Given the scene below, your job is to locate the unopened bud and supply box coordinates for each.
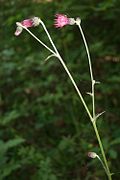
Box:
[88,152,97,159]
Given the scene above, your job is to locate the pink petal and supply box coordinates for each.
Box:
[21,19,33,28]
[54,14,69,28]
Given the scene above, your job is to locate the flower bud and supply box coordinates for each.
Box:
[14,17,41,36]
[88,152,97,159]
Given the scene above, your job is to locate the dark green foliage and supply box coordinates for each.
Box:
[0,0,120,179]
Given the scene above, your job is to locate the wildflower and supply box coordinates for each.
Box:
[88,152,97,159]
[54,14,75,28]
[14,17,41,36]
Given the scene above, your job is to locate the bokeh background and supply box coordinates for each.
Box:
[0,0,120,179]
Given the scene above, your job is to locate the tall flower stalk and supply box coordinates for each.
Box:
[15,15,112,179]
[75,19,112,180]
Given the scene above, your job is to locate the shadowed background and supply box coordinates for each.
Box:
[0,0,120,179]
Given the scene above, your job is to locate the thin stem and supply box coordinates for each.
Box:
[77,23,95,119]
[77,24,93,81]
[96,155,109,177]
[19,24,55,55]
[93,122,112,180]
[57,55,93,121]
[40,21,59,55]
[77,21,112,179]
[40,21,93,121]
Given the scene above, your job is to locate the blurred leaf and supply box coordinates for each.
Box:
[109,149,117,159]
[0,110,21,125]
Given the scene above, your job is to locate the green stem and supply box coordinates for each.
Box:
[19,24,55,55]
[96,155,109,177]
[40,21,93,121]
[77,21,112,179]
[93,122,112,180]
[77,23,95,119]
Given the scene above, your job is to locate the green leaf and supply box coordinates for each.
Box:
[0,138,25,155]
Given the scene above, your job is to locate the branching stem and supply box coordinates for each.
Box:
[21,20,112,180]
[40,21,93,121]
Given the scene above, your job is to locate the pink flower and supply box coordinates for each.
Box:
[21,19,33,28]
[54,14,75,28]
[14,17,41,36]
[54,14,69,28]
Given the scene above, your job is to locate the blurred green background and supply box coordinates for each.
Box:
[0,0,120,179]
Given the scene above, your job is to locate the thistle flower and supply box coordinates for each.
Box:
[14,17,41,36]
[54,14,75,28]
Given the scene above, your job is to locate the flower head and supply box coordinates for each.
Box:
[14,17,41,36]
[54,14,75,28]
